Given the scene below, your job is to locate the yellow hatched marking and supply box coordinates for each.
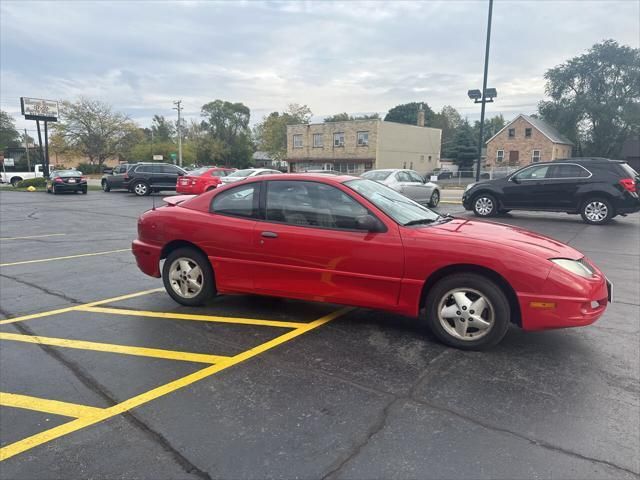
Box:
[0,392,104,419]
[0,288,163,325]
[81,306,307,329]
[0,233,66,241]
[0,248,130,267]
[0,332,229,365]
[0,306,352,461]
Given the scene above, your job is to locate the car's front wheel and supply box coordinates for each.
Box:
[102,180,111,192]
[580,198,614,225]
[429,190,440,208]
[162,247,216,306]
[133,181,150,196]
[472,193,498,217]
[423,273,510,350]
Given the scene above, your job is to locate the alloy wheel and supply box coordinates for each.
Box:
[584,201,608,223]
[474,197,493,216]
[168,257,204,299]
[430,191,440,207]
[437,288,495,341]
[134,183,148,196]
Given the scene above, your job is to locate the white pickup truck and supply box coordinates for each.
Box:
[0,164,50,186]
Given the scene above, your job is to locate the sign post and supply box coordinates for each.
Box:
[20,97,59,179]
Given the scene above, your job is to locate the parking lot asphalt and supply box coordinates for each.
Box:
[0,188,638,480]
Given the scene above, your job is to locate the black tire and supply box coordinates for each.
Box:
[472,193,498,217]
[422,273,510,350]
[52,185,58,195]
[10,177,22,187]
[162,247,216,306]
[206,186,216,192]
[580,197,614,225]
[82,188,87,194]
[133,181,151,196]
[429,190,440,208]
[102,180,111,192]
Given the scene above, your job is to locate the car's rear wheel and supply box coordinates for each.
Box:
[423,273,510,350]
[206,186,216,192]
[429,190,440,208]
[52,185,58,195]
[162,247,216,306]
[472,193,498,217]
[10,177,22,187]
[81,187,87,194]
[102,180,110,192]
[133,181,150,196]
[580,198,614,225]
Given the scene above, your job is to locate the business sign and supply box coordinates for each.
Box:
[153,155,163,161]
[20,97,59,122]
[3,158,15,167]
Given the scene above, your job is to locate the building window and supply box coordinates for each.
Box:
[333,132,345,147]
[532,150,541,162]
[357,131,369,146]
[508,128,515,138]
[293,134,303,148]
[313,133,323,148]
[525,128,532,138]
[496,150,504,163]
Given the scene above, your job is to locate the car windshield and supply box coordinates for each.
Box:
[361,171,392,181]
[59,170,82,177]
[345,179,441,225]
[227,169,254,177]
[187,167,210,176]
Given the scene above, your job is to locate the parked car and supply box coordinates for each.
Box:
[176,167,235,195]
[361,169,440,207]
[220,168,281,185]
[46,170,87,194]
[426,168,454,180]
[132,174,611,350]
[101,163,137,192]
[123,163,187,196]
[463,158,640,225]
[1,164,51,186]
[301,169,343,175]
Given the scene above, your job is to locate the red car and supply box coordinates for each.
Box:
[133,174,611,350]
[176,167,234,195]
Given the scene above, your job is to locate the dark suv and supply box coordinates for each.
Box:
[124,163,187,196]
[101,163,137,192]
[462,158,640,224]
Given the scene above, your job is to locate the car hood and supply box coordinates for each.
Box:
[427,218,583,259]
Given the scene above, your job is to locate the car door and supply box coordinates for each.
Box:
[405,170,432,204]
[250,180,404,309]
[501,164,551,209]
[110,165,127,188]
[538,164,592,209]
[160,165,182,189]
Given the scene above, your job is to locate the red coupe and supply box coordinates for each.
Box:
[176,167,235,195]
[133,174,611,350]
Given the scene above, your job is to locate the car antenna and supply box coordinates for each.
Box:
[152,194,156,211]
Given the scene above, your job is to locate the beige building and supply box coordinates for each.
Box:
[286,119,441,175]
[485,114,573,168]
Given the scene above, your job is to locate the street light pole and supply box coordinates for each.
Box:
[173,100,183,167]
[475,0,494,182]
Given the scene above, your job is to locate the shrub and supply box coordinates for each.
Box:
[76,163,103,174]
[17,177,47,188]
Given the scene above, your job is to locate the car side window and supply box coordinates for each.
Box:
[211,183,260,219]
[514,165,550,180]
[162,165,179,174]
[548,164,591,178]
[408,171,424,183]
[266,180,369,230]
[211,170,226,177]
[396,172,411,182]
[136,165,152,174]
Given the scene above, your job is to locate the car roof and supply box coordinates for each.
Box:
[236,173,358,184]
[552,157,624,164]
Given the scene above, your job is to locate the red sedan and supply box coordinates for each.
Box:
[176,167,234,195]
[133,174,611,350]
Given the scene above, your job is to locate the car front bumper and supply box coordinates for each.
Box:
[132,239,162,278]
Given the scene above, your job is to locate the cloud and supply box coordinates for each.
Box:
[1,0,638,131]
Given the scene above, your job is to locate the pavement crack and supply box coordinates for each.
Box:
[0,272,82,305]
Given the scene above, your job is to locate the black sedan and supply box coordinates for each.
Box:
[46,170,88,194]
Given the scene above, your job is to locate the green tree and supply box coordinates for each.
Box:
[538,39,640,157]
[450,120,478,169]
[0,110,21,150]
[254,104,313,162]
[384,102,435,126]
[431,105,463,158]
[52,99,137,166]
[323,112,380,122]
[473,114,506,144]
[151,115,176,142]
[200,100,254,167]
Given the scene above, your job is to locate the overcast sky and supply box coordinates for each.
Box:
[2,0,639,133]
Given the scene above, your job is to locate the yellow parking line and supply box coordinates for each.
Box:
[440,200,462,204]
[0,332,229,365]
[0,248,130,267]
[0,392,104,419]
[0,306,352,462]
[81,306,307,329]
[0,248,131,267]
[0,288,163,325]
[0,233,66,241]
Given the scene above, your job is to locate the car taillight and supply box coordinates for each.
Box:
[80,176,87,181]
[619,178,637,193]
[54,177,64,183]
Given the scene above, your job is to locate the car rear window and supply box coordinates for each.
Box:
[188,167,209,176]
[59,170,82,177]
[620,163,639,178]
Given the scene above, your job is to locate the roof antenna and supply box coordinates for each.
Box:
[152,194,156,211]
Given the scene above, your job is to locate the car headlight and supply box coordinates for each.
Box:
[550,258,594,278]
[465,183,476,192]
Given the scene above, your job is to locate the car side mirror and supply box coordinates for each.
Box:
[510,176,520,184]
[356,214,385,233]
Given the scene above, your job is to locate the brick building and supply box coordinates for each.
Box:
[485,114,573,168]
[286,118,441,175]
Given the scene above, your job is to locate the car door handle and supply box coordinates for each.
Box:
[261,231,278,238]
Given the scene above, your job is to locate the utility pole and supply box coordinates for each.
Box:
[476,0,494,182]
[173,100,183,167]
[24,129,31,173]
